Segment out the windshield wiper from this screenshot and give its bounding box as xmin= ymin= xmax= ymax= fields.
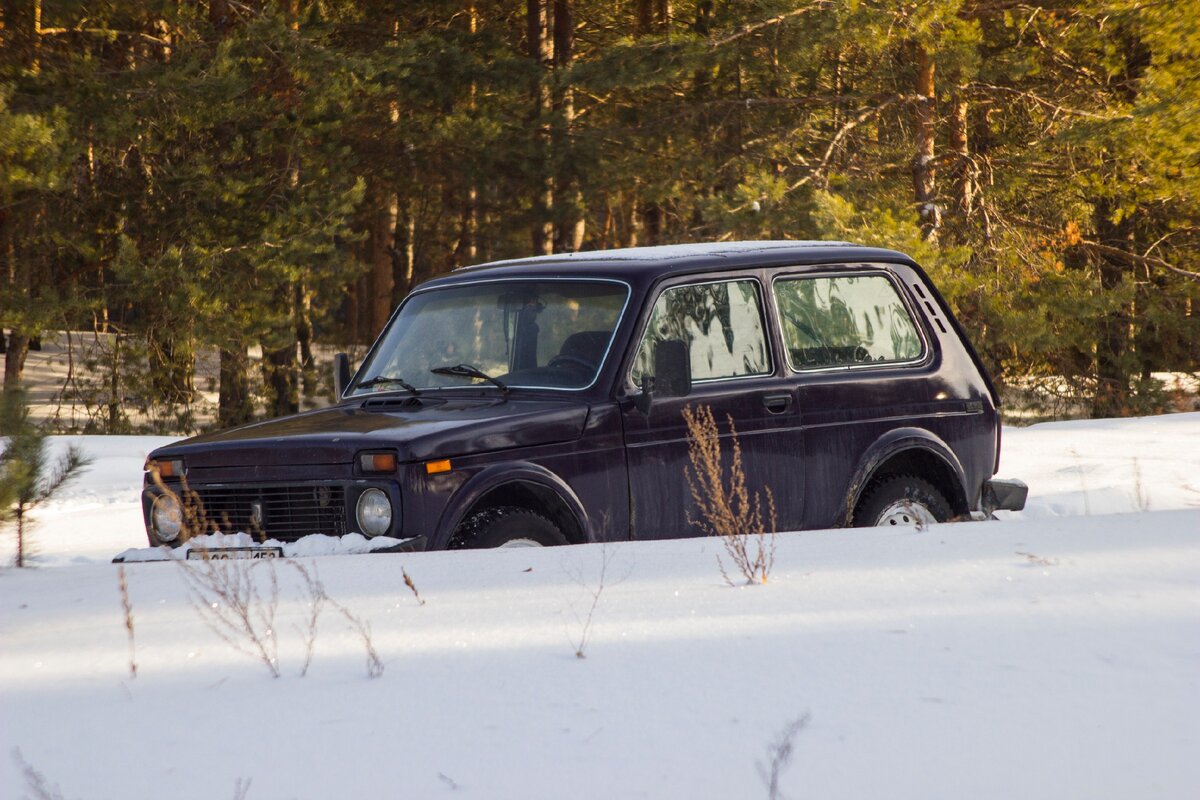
xmin=430 ymin=364 xmax=510 ymax=394
xmin=355 ymin=375 xmax=421 ymax=396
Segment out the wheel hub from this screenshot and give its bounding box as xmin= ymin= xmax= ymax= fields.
xmin=497 ymin=537 xmax=545 ymax=548
xmin=875 ymin=501 xmax=937 ymax=527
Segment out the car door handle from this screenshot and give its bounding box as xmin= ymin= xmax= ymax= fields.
xmin=762 ymin=393 xmax=792 ymax=414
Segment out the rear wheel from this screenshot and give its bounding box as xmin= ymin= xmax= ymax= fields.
xmin=853 ymin=475 xmax=952 ymax=528
xmin=452 ymin=506 xmax=568 ymax=549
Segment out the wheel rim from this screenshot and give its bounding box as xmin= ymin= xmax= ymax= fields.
xmin=498 ymin=537 xmax=545 ymax=548
xmin=875 ymin=501 xmax=937 ymax=527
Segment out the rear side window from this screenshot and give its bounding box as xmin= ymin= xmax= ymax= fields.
xmin=632 ymin=279 xmax=770 ymax=384
xmin=775 ymin=274 xmax=923 ymax=370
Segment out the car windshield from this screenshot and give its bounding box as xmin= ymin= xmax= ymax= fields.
xmin=351 ymin=280 xmax=629 ymax=393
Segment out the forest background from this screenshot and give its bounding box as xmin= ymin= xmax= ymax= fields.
xmin=1 ymin=0 xmax=1197 ymax=434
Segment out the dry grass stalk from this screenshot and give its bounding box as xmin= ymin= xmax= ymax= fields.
xmin=232 ymin=777 xmax=252 ymax=800
xmin=331 ymin=601 xmax=385 ymax=678
xmin=682 ymin=404 xmax=778 ymax=585
xmin=1132 ymin=457 xmax=1150 ymax=512
xmin=13 ymin=749 xmax=67 ymax=800
xmin=565 ymin=543 xmax=621 ymax=659
xmin=172 ymin=551 xmax=282 ymax=678
xmin=1067 ymin=447 xmax=1091 ymax=516
xmin=292 ymin=561 xmax=386 ymax=678
xmin=402 ymin=566 xmax=425 ymax=606
xmin=288 ymin=560 xmax=327 ymax=678
xmin=154 ymin=472 xmax=392 ymax=679
xmin=117 ymin=565 xmax=137 ymax=679
xmin=175 ymin=553 xmax=388 ymax=679
xmin=757 ymin=713 xmax=810 ymax=800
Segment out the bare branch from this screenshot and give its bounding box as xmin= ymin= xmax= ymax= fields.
xmin=39 ymin=27 xmax=171 ymax=48
xmin=712 ymin=2 xmax=834 ymax=47
xmin=972 ymin=83 xmax=1129 ymax=120
xmin=1019 ymin=216 xmax=1200 ymax=283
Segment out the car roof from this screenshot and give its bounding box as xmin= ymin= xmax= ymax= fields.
xmin=418 ymin=240 xmax=917 ymax=289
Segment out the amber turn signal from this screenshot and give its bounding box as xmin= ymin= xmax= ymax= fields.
xmin=358 ymin=452 xmax=397 ymax=473
xmin=146 ymin=458 xmax=184 ymax=479
xmin=425 ymin=459 xmax=452 ymax=474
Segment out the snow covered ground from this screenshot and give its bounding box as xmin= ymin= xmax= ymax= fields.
xmin=1 ymin=415 xmax=1198 ymax=799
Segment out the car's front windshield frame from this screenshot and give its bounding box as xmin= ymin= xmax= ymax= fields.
xmin=347 ymin=277 xmax=633 ymax=396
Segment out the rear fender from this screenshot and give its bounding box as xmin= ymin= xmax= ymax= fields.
xmin=842 ymin=428 xmax=969 ymax=525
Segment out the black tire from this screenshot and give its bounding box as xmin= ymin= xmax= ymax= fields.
xmin=853 ymin=475 xmax=952 ymax=528
xmin=451 ymin=505 xmax=568 ymax=549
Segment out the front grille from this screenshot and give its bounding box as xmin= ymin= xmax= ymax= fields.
xmin=188 ymin=485 xmax=346 ymax=542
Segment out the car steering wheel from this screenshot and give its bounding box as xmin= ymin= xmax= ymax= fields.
xmin=548 ymin=354 xmax=596 ymax=372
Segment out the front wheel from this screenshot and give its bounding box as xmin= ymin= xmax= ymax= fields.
xmin=853 ymin=475 xmax=952 ymax=528
xmin=452 ymin=506 xmax=568 ymax=548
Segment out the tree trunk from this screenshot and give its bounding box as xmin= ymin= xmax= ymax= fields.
xmin=636 ymin=0 xmax=652 ymax=35
xmin=355 ymin=273 xmax=373 ymax=343
xmin=395 ymin=198 xmax=416 ymax=295
xmin=218 ymin=346 xmax=254 ymax=427
xmin=637 ymin=0 xmax=669 ymax=34
xmin=209 ymin=0 xmax=232 ymax=32
xmin=948 ymin=80 xmax=974 ymax=223
xmin=465 ymin=2 xmax=479 ymax=263
xmin=295 ymin=283 xmax=317 ymax=399
xmin=552 ymin=0 xmax=584 ymax=252
xmin=262 ymin=343 xmax=298 ymax=418
xmin=148 ymin=334 xmax=195 ymax=407
xmin=1092 ymin=198 xmax=1133 ymax=418
xmin=345 ymin=278 xmax=361 ymax=345
xmin=528 ymin=0 xmax=554 ymax=254
xmin=368 ymin=178 xmax=398 ymax=335
xmin=654 ymin=0 xmax=670 ymax=32
xmin=15 ymin=508 xmax=26 ymax=568
xmin=911 ymin=43 xmax=940 ymax=241
xmin=3 ymin=334 xmax=29 ymax=388
xmin=642 ymin=201 xmax=662 ymax=245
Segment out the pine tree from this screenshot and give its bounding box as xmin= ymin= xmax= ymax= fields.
xmin=0 ymin=388 xmax=90 ymax=566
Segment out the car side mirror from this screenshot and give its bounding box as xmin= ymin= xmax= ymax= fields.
xmin=654 ymin=339 xmax=691 ymax=397
xmin=634 ymin=374 xmax=654 ymax=415
xmin=333 ymin=352 xmax=351 ymax=399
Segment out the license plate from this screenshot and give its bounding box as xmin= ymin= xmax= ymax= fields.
xmin=186 ymin=546 xmax=284 ymax=561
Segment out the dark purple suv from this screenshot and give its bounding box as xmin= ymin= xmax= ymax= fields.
xmin=143 ymin=241 xmax=1026 ymax=551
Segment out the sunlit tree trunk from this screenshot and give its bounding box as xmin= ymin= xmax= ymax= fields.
xmin=948 ymin=76 xmax=974 ymax=226
xmin=528 ymin=0 xmax=554 ymax=254
xmin=552 ymin=0 xmax=584 ymax=252
xmin=911 ymin=43 xmax=940 ymax=241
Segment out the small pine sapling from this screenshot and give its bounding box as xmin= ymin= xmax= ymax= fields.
xmin=0 ymin=388 xmax=91 ymax=567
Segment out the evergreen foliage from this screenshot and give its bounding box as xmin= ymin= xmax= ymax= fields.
xmin=0 ymin=387 xmax=90 ymax=566
xmin=1 ymin=0 xmax=1196 ymax=426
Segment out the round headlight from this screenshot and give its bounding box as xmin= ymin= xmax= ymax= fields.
xmin=356 ymin=488 xmax=392 ymax=537
xmin=151 ymin=493 xmax=183 ymax=543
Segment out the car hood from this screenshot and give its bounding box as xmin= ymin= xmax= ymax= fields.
xmin=152 ymin=395 xmax=590 ymax=468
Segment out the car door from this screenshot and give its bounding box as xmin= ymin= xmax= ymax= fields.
xmin=620 ymin=275 xmax=805 ymax=539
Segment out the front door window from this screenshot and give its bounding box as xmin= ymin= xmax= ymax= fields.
xmin=631 ymin=279 xmax=770 ymax=385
